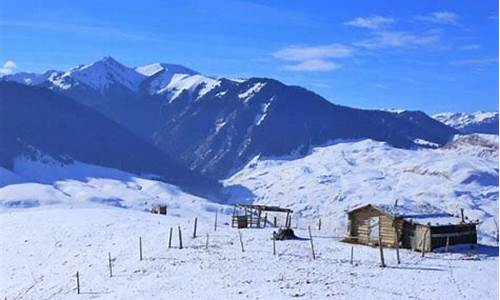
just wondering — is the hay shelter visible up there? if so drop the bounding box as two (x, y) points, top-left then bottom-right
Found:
(343, 204), (478, 252)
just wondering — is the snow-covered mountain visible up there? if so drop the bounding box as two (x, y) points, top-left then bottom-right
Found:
(225, 134), (499, 244)
(433, 112), (499, 135)
(2, 57), (459, 178)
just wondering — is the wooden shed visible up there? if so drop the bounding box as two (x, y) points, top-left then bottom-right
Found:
(343, 204), (478, 252)
(231, 204), (293, 228)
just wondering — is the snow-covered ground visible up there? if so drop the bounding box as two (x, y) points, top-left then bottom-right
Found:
(1, 135), (498, 299)
(1, 207), (498, 299)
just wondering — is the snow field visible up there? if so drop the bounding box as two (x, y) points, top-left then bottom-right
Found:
(1, 207), (497, 299)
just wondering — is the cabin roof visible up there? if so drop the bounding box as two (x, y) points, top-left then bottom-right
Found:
(233, 204), (293, 213)
(348, 203), (478, 226)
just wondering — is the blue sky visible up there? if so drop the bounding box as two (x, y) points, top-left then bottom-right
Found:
(0, 0), (498, 113)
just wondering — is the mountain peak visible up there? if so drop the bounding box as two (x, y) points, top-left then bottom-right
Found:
(136, 63), (198, 77)
(63, 56), (145, 93)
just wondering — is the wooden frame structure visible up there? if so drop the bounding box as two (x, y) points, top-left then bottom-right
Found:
(231, 204), (293, 229)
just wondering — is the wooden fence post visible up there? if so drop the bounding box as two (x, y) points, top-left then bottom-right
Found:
(168, 227), (173, 249)
(308, 226), (316, 260)
(378, 236), (385, 267)
(139, 236), (143, 261)
(214, 211), (218, 231)
(273, 216), (277, 227)
(350, 246), (354, 265)
(108, 252), (113, 277)
(193, 217), (198, 239)
(76, 271), (80, 294)
(445, 235), (450, 252)
(394, 227), (400, 264)
(238, 230), (245, 252)
(263, 213), (267, 228)
(178, 226), (183, 249)
(318, 218), (322, 231)
(205, 233), (209, 250)
(273, 237), (276, 256)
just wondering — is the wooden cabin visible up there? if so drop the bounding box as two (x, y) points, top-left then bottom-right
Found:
(343, 204), (478, 252)
(151, 205), (167, 215)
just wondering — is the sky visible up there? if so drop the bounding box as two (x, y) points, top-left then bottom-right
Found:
(0, 0), (498, 113)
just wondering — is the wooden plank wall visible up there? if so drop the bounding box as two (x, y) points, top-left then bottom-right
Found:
(349, 207), (400, 247)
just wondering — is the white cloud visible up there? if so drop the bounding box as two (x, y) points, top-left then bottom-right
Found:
(415, 11), (459, 25)
(272, 44), (353, 61)
(450, 57), (498, 65)
(344, 16), (395, 29)
(353, 30), (441, 49)
(272, 44), (352, 72)
(0, 60), (17, 76)
(285, 59), (339, 72)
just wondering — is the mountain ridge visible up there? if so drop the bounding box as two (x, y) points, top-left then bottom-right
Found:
(2, 56), (460, 179)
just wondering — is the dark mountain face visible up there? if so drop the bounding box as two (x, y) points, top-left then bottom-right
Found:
(153, 78), (458, 178)
(2, 57), (459, 180)
(0, 82), (219, 197)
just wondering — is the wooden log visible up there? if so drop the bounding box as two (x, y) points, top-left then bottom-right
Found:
(238, 230), (245, 253)
(178, 226), (183, 249)
(76, 271), (80, 294)
(139, 236), (143, 261)
(378, 236), (385, 267)
(108, 252), (113, 277)
(350, 246), (354, 265)
(193, 217), (198, 239)
(308, 226), (316, 260)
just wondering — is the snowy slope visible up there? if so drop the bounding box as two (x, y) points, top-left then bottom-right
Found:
(0, 156), (221, 214)
(433, 112), (499, 134)
(225, 135), (499, 244)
